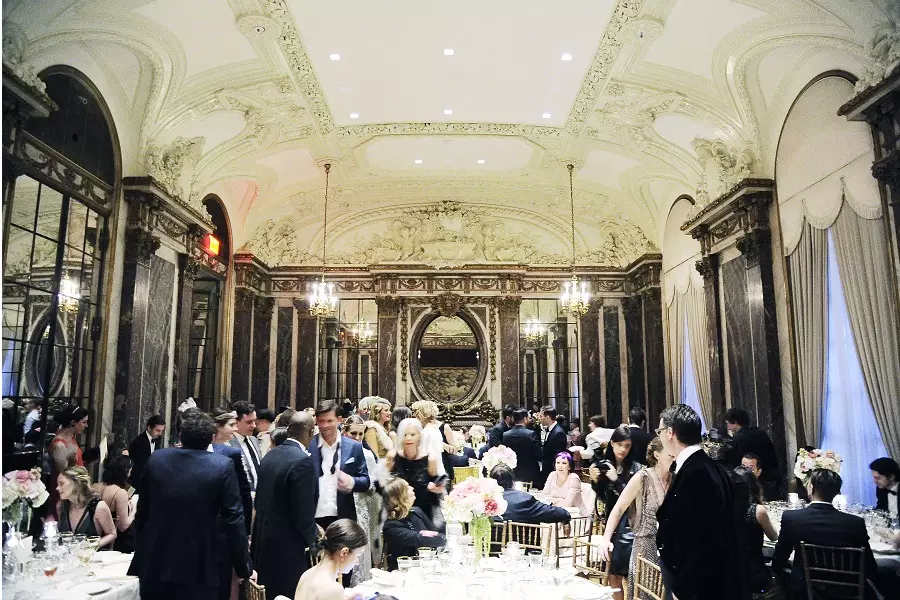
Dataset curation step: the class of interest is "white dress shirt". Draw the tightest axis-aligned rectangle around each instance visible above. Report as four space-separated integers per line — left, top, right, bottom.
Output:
674 444 703 474
146 431 157 454
234 432 260 488
889 483 899 518
315 437 340 518
283 438 307 453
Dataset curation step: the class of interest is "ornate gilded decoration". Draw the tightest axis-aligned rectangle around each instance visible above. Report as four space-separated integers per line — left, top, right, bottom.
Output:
430 292 465 318
400 299 409 382
254 296 276 320
488 302 497 381
235 288 255 312
125 229 160 264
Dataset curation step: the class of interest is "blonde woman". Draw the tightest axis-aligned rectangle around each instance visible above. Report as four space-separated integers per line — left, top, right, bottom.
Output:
56 466 117 549
386 418 447 525
364 398 394 459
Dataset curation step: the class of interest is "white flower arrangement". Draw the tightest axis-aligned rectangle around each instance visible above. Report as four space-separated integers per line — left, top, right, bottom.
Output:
443 477 508 523
793 448 842 486
482 444 517 474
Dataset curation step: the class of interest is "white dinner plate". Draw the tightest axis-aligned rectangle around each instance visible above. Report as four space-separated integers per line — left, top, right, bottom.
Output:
69 581 113 595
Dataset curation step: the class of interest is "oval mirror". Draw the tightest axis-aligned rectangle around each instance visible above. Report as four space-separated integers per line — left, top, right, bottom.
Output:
418 316 479 402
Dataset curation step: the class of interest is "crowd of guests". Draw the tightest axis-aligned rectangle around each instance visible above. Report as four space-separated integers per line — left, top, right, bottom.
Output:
15 396 900 600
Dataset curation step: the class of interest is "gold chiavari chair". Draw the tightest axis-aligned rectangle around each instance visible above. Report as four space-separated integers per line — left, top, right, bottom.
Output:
633 555 666 600
453 466 479 484
491 521 508 556
572 538 610 586
800 543 868 600
244 579 267 600
555 515 592 567
306 547 321 566
507 521 552 555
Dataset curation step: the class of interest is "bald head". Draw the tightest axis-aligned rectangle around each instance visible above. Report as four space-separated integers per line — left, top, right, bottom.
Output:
287 410 314 446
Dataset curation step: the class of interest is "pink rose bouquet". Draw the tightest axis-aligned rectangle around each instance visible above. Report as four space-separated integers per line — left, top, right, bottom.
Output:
444 476 507 561
2 468 49 529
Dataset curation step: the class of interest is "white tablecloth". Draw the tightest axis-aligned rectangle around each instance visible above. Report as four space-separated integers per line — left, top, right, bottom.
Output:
5 551 139 600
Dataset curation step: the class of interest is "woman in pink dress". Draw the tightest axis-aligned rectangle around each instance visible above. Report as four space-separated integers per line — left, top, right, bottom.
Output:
541 451 587 516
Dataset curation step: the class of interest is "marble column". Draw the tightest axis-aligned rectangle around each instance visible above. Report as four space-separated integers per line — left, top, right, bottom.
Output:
376 296 400 403
737 228 787 468
622 295 645 417
251 297 275 409
172 249 202 414
641 288 666 428
603 305 622 426
497 296 522 408
294 299 318 409
696 255 727 423
230 289 254 402
274 305 294 408
578 299 603 419
112 229 161 449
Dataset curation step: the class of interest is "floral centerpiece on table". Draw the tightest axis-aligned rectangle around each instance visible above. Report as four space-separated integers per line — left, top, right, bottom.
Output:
2 469 49 532
794 448 842 486
482 445 517 474
444 477 508 561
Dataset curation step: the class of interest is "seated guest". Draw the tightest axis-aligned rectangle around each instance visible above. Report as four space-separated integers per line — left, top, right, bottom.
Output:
92 455 136 552
490 464 571 524
295 519 368 600
57 466 117 549
381 476 446 570
386 417 447 525
541 451 587 516
742 453 780 502
870 457 899 517
726 408 779 487
733 466 778 595
773 469 877 596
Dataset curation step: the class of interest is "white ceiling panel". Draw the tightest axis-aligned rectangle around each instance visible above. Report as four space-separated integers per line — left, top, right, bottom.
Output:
363 136 534 171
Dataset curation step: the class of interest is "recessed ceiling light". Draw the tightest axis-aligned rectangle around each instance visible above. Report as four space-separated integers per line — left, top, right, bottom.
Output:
329 53 341 60
444 109 453 115
444 48 455 56
414 159 423 164
477 159 486 164
561 53 573 61
542 113 552 119
349 113 359 119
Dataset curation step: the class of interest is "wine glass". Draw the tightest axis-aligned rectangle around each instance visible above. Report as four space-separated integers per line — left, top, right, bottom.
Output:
43 559 59 583
397 556 412 573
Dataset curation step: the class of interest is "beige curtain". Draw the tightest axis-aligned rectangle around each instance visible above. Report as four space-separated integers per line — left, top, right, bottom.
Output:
685 285 714 428
666 297 684 404
787 223 828 447
831 206 900 459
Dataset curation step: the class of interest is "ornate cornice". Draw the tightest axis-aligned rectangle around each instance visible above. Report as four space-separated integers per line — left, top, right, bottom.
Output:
682 179 774 255
681 179 774 232
122 177 213 254
233 252 271 293
872 151 900 190
125 228 160 264
736 229 769 269
374 295 401 316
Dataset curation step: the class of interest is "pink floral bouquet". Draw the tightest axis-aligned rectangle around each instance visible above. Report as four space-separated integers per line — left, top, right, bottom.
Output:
482 444 517 474
2 468 49 528
793 448 842 485
444 476 508 523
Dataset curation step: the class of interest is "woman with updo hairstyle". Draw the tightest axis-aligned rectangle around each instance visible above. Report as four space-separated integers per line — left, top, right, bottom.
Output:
364 398 394 459
56 466 117 549
380 476 446 571
92 455 136 552
541 451 587 515
294 519 368 600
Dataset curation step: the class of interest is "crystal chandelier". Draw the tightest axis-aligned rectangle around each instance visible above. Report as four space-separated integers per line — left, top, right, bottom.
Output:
524 317 544 344
309 163 337 317
350 300 373 344
58 272 80 314
559 163 590 316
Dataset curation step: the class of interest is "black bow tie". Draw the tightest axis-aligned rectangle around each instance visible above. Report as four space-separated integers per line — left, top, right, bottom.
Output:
888 489 898 495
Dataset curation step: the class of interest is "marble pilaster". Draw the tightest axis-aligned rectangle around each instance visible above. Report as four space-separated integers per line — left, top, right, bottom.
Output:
294 299 318 409
603 306 622 426
230 288 254 401
641 288 666 428
376 296 400 403
251 297 275 408
496 296 522 408
578 299 603 419
274 305 293 407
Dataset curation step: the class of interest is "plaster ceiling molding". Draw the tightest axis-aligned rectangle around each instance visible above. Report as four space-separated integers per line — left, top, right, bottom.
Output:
145 136 206 209
357 136 539 173
853 2 900 94
611 17 665 72
255 147 322 193
201 177 262 243
2 22 46 94
242 214 320 266
689 137 756 208
576 213 656 266
236 13 282 42
590 83 685 149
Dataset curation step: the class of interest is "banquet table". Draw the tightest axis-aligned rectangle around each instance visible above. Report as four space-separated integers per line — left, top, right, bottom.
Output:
3 550 139 600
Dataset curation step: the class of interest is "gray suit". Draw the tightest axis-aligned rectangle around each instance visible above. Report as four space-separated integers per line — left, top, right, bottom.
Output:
229 434 262 491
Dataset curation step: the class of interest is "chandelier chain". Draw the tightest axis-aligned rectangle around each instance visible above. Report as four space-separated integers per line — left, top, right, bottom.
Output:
321 163 331 282
568 163 576 269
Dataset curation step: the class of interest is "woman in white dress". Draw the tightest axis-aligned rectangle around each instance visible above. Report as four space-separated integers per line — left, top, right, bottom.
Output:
294 520 368 600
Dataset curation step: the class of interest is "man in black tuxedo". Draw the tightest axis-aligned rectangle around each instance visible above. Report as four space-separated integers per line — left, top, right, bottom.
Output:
742 453 780 502
627 406 653 465
490 464 571 524
773 469 878 595
127 414 165 493
871 457 899 515
252 410 318 599
725 408 779 486
502 408 542 485
537 405 567 488
229 401 262 493
487 405 516 450
656 404 742 600
129 412 252 600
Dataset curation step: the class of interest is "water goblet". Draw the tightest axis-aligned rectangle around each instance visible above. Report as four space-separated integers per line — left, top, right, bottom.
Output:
397 556 413 574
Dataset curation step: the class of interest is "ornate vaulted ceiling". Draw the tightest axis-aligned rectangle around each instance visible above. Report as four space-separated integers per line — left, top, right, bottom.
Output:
3 0 888 268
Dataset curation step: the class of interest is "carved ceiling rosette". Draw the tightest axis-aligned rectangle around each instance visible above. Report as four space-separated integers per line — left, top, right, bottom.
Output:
430 292 465 317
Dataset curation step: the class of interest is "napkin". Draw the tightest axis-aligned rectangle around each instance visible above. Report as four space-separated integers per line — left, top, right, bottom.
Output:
368 568 400 587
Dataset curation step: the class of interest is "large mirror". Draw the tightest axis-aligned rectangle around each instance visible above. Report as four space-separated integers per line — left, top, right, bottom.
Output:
409 310 487 406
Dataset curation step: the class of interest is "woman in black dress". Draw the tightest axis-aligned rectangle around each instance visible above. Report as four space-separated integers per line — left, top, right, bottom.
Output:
386 417 448 526
91 455 136 552
589 425 640 600
56 466 117 549
734 466 779 595
380 476 446 570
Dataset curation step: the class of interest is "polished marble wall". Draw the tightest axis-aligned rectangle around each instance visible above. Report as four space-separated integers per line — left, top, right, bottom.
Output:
722 255 756 413
274 306 293 407
141 256 176 422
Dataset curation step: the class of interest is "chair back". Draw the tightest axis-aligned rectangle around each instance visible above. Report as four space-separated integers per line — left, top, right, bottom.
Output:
571 538 610 586
580 482 596 515
491 521 507 556
306 547 321 567
633 555 666 600
244 579 267 600
453 466 479 483
799 543 867 600
507 521 551 555
555 515 592 567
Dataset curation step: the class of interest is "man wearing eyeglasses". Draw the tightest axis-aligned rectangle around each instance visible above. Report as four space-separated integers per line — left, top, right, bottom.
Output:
309 399 371 532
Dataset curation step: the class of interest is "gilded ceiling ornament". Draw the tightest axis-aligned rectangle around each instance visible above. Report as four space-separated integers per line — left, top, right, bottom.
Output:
430 293 465 318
